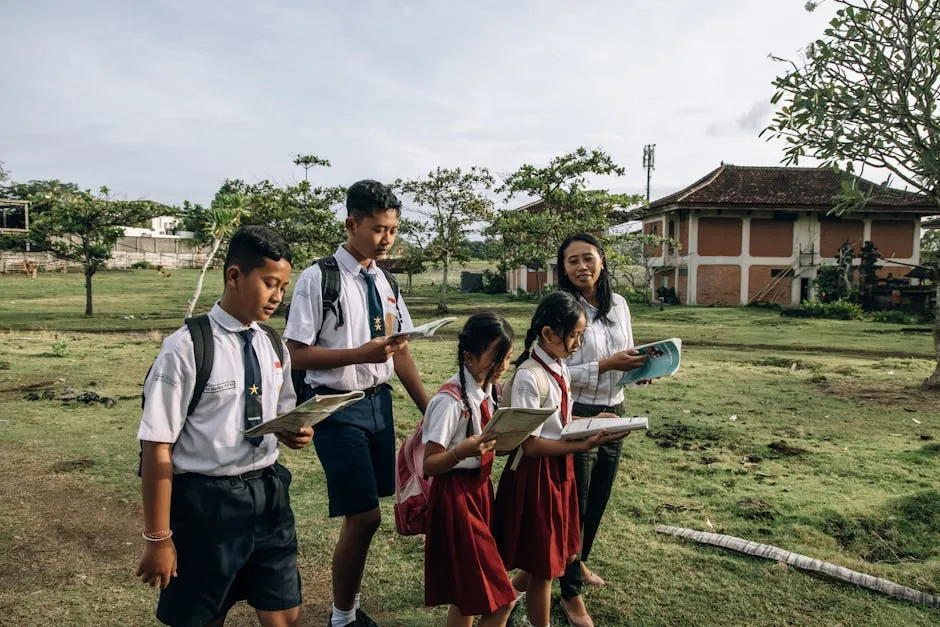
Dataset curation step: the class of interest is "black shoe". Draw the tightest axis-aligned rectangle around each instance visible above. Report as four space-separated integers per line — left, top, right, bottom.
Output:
355 609 378 626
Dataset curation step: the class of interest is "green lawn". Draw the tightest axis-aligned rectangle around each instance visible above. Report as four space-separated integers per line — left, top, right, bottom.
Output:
0 269 938 625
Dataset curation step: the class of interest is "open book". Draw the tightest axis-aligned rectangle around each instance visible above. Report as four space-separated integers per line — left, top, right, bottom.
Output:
243 391 365 437
560 416 649 440
388 316 457 341
617 338 682 385
480 405 557 453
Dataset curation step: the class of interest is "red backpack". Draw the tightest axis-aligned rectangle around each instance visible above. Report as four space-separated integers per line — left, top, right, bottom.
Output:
394 381 500 536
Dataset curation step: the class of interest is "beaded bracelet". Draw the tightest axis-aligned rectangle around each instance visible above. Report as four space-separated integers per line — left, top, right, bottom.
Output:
142 529 173 542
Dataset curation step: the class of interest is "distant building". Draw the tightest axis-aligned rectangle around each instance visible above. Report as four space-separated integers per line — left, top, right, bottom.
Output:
123 215 194 239
633 164 937 305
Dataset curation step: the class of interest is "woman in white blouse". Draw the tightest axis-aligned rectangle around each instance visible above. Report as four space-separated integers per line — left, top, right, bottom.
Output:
556 233 648 627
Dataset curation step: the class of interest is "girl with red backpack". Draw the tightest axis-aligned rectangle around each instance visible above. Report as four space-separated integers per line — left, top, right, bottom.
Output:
422 312 518 627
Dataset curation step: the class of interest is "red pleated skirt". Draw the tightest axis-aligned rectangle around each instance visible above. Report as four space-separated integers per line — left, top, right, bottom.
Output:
493 453 580 580
424 466 516 616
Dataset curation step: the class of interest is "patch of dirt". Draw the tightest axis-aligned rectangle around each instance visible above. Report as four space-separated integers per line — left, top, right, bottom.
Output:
767 440 808 457
735 497 777 521
0 445 332 625
823 380 940 412
646 422 727 450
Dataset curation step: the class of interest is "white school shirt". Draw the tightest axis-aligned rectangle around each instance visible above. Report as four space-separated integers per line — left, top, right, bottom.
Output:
566 292 635 406
421 368 494 470
511 344 572 441
283 244 415 391
137 303 297 476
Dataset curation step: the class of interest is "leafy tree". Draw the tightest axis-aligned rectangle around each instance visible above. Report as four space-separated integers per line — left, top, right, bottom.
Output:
0 162 8 184
293 154 330 181
922 228 940 265
607 231 680 304
488 147 644 290
395 167 495 313
28 185 165 315
763 0 940 388
396 217 432 294
185 191 247 319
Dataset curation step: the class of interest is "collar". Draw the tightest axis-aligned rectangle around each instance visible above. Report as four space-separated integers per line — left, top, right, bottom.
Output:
577 294 598 319
334 244 377 276
209 302 259 334
532 343 563 374
460 366 487 405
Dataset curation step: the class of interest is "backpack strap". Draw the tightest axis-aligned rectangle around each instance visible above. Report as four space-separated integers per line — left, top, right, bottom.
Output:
437 381 475 438
316 256 344 336
502 358 552 471
183 315 214 417
257 323 284 364
501 358 550 409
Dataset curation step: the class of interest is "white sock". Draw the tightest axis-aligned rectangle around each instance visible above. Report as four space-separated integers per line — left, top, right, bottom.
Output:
331 604 356 627
354 592 361 611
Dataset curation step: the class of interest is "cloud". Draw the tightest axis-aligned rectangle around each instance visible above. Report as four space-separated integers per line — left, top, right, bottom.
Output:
706 99 775 137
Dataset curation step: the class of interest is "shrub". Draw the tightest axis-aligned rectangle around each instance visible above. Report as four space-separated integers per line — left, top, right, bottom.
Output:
800 299 863 320
870 310 910 324
481 269 507 294
617 286 649 304
131 261 153 269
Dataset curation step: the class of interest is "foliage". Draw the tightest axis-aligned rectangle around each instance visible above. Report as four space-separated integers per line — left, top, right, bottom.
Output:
608 230 682 303
50 339 68 357
481 268 507 294
293 153 331 181
395 217 432 294
870 310 910 324
922 228 940 265
487 147 645 289
395 166 495 312
27 184 165 316
800 299 864 319
130 261 153 270
185 190 248 318
764 0 940 214
0 161 8 184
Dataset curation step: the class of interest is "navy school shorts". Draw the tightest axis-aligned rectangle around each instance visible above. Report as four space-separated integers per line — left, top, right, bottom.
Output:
312 385 396 517
156 463 302 627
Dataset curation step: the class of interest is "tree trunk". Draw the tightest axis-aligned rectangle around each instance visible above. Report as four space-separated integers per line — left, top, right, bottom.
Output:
84 267 94 316
407 272 413 295
438 253 449 313
186 237 223 319
925 281 940 389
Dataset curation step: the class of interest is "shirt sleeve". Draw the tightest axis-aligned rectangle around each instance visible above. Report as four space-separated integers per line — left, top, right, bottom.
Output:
283 265 323 346
510 369 550 438
275 338 297 415
137 329 196 444
421 393 464 448
618 294 635 350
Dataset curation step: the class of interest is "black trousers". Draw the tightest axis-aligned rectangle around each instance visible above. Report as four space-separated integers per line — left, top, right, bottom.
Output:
559 401 624 600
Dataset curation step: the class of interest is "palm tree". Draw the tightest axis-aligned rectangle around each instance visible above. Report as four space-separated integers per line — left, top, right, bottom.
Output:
185 192 247 319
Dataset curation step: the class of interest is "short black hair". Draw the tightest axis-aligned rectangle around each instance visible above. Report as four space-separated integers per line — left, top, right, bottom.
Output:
346 180 401 221
223 225 292 275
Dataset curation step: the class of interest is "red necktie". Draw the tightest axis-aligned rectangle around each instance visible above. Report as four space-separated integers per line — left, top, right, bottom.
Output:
480 397 492 428
531 352 569 425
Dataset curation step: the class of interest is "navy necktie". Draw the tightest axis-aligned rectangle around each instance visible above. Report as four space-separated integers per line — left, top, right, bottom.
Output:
361 270 386 338
239 329 263 446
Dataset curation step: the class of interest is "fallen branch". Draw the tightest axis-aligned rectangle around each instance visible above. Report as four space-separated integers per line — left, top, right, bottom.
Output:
655 525 939 609
0 380 56 393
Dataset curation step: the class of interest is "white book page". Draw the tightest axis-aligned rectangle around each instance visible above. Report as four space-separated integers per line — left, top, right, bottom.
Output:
243 391 365 437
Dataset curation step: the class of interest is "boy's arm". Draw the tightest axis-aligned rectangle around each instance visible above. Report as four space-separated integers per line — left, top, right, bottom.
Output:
287 337 406 370
393 343 429 414
136 442 177 588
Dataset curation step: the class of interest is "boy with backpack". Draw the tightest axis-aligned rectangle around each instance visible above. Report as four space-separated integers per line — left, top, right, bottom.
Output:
284 180 429 627
136 226 312 627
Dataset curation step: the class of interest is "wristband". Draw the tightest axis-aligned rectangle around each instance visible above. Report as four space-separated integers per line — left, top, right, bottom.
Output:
142 529 173 542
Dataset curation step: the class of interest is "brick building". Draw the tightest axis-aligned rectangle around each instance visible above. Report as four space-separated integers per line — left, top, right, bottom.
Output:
636 164 937 306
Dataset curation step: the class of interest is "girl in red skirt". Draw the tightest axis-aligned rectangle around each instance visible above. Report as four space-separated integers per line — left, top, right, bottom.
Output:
494 291 629 627
423 312 519 627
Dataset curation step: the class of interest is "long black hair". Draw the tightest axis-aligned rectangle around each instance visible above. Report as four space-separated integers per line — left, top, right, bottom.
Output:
557 232 613 324
515 291 585 366
457 312 515 419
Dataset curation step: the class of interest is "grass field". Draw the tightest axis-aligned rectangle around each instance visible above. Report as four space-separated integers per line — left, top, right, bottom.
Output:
0 269 938 626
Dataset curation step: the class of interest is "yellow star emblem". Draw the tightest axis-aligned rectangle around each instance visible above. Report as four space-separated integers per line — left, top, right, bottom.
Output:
248 384 259 396
374 316 383 331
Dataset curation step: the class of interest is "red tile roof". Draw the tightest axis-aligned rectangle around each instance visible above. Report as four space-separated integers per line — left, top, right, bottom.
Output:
641 164 937 214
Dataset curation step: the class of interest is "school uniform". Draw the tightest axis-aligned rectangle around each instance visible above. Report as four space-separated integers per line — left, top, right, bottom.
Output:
138 303 300 627
422 370 516 616
560 292 635 599
493 345 581 580
283 244 414 517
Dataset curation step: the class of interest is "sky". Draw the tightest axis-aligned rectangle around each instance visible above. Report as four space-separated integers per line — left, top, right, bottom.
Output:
0 0 838 209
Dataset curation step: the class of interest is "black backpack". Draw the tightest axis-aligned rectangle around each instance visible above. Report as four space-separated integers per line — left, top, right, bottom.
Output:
287 256 400 404
138 314 284 474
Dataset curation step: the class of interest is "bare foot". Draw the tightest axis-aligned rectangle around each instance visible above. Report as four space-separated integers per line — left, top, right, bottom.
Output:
560 595 594 627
